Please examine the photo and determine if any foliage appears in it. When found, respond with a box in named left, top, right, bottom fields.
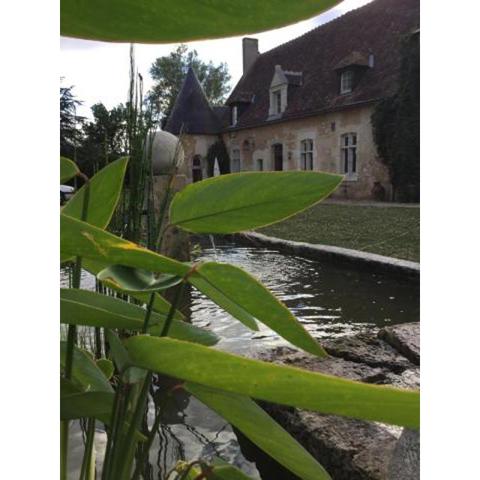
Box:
left=60, top=82, right=84, bottom=159
left=60, top=0, right=342, bottom=43
left=60, top=156, right=419, bottom=479
left=60, top=3, right=419, bottom=478
left=372, top=32, right=420, bottom=202
left=148, top=44, right=231, bottom=121
left=76, top=103, right=128, bottom=177
left=169, top=171, right=343, bottom=234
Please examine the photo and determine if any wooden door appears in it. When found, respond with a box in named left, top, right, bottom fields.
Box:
left=273, top=144, right=283, bottom=171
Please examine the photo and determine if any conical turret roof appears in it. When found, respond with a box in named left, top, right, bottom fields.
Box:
left=165, top=67, right=222, bottom=135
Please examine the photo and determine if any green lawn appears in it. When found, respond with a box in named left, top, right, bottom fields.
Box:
left=259, top=203, right=420, bottom=262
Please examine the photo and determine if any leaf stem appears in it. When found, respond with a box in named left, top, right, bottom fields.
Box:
left=79, top=418, right=96, bottom=480
left=142, top=292, right=156, bottom=334
left=160, top=282, right=185, bottom=337
left=62, top=173, right=90, bottom=480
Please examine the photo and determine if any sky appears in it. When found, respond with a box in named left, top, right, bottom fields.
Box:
left=60, top=0, right=373, bottom=119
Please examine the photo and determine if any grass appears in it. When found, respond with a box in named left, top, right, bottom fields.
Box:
left=259, top=203, right=420, bottom=262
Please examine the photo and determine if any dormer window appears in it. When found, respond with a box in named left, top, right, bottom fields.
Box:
left=340, top=70, right=354, bottom=94
left=231, top=106, right=238, bottom=126
left=273, top=90, right=282, bottom=114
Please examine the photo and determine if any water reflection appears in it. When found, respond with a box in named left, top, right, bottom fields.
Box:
left=190, top=240, right=419, bottom=355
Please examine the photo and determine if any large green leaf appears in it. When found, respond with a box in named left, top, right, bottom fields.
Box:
left=61, top=0, right=341, bottom=43
left=61, top=215, right=322, bottom=354
left=96, top=358, right=114, bottom=380
left=170, top=172, right=342, bottom=234
left=97, top=264, right=183, bottom=292
left=105, top=329, right=147, bottom=384
left=60, top=214, right=189, bottom=276
left=60, top=342, right=113, bottom=393
left=126, top=336, right=420, bottom=429
left=190, top=262, right=326, bottom=357
left=61, top=391, right=114, bottom=424
left=60, top=289, right=219, bottom=346
left=82, top=258, right=185, bottom=321
left=62, top=157, right=128, bottom=229
left=60, top=156, right=79, bottom=183
left=187, top=383, right=331, bottom=480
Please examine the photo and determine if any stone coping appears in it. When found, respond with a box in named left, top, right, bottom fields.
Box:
left=232, top=232, right=420, bottom=280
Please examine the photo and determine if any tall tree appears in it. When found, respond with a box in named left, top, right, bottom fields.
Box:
left=148, top=44, right=231, bottom=122
left=76, top=103, right=128, bottom=177
left=60, top=82, right=84, bottom=158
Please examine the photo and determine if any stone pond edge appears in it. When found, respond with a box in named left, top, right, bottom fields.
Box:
left=231, top=232, right=420, bottom=280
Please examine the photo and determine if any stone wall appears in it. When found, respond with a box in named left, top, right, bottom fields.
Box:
left=179, top=133, right=219, bottom=181
left=178, top=105, right=391, bottom=200
left=221, top=105, right=390, bottom=200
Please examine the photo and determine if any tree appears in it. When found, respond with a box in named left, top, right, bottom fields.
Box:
left=148, top=44, right=231, bottom=122
left=75, top=103, right=128, bottom=177
left=372, top=32, right=420, bottom=202
left=60, top=82, right=84, bottom=158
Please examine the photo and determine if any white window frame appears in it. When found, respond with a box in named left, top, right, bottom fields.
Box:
left=231, top=106, right=238, bottom=126
left=340, top=70, right=354, bottom=94
left=231, top=148, right=241, bottom=173
left=340, top=133, right=358, bottom=180
left=273, top=89, right=282, bottom=114
left=300, top=139, right=314, bottom=170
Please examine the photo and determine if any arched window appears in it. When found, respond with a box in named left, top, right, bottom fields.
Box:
left=300, top=139, right=314, bottom=170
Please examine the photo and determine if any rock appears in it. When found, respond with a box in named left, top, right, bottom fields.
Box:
left=259, top=346, right=387, bottom=383
left=322, top=333, right=414, bottom=373
left=261, top=405, right=398, bottom=480
left=253, top=328, right=420, bottom=480
left=381, top=368, right=420, bottom=390
left=388, top=429, right=420, bottom=480
left=378, top=323, right=420, bottom=365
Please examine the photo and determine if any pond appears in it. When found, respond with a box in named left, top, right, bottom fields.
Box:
left=62, top=238, right=419, bottom=479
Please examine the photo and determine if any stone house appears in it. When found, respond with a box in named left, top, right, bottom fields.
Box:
left=165, top=0, right=419, bottom=200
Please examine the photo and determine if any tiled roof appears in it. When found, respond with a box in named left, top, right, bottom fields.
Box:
left=226, top=0, right=419, bottom=130
left=165, top=67, right=222, bottom=135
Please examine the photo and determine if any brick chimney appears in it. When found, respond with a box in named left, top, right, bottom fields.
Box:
left=242, top=37, right=259, bottom=75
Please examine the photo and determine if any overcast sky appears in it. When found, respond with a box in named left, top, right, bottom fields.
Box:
left=60, top=0, right=373, bottom=119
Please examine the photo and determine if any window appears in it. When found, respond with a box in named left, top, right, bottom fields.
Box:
left=273, top=90, right=282, bottom=114
left=256, top=158, right=264, bottom=171
left=341, top=133, right=357, bottom=177
left=340, top=70, right=354, bottom=94
left=300, top=139, right=314, bottom=170
left=192, top=155, right=202, bottom=182
left=231, top=106, right=238, bottom=126
left=231, top=148, right=241, bottom=172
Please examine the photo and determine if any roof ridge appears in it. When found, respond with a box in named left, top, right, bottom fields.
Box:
left=259, top=0, right=376, bottom=59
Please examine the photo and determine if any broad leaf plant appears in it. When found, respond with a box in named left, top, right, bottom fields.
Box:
left=60, top=2, right=419, bottom=479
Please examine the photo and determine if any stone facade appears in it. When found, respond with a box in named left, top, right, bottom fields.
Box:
left=167, top=0, right=419, bottom=201
left=179, top=104, right=391, bottom=200
left=178, top=133, right=219, bottom=181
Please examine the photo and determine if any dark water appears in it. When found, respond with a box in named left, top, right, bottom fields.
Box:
left=62, top=240, right=419, bottom=478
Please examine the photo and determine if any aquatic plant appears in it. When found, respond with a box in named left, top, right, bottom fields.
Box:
left=60, top=154, right=419, bottom=479
left=60, top=1, right=419, bottom=478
